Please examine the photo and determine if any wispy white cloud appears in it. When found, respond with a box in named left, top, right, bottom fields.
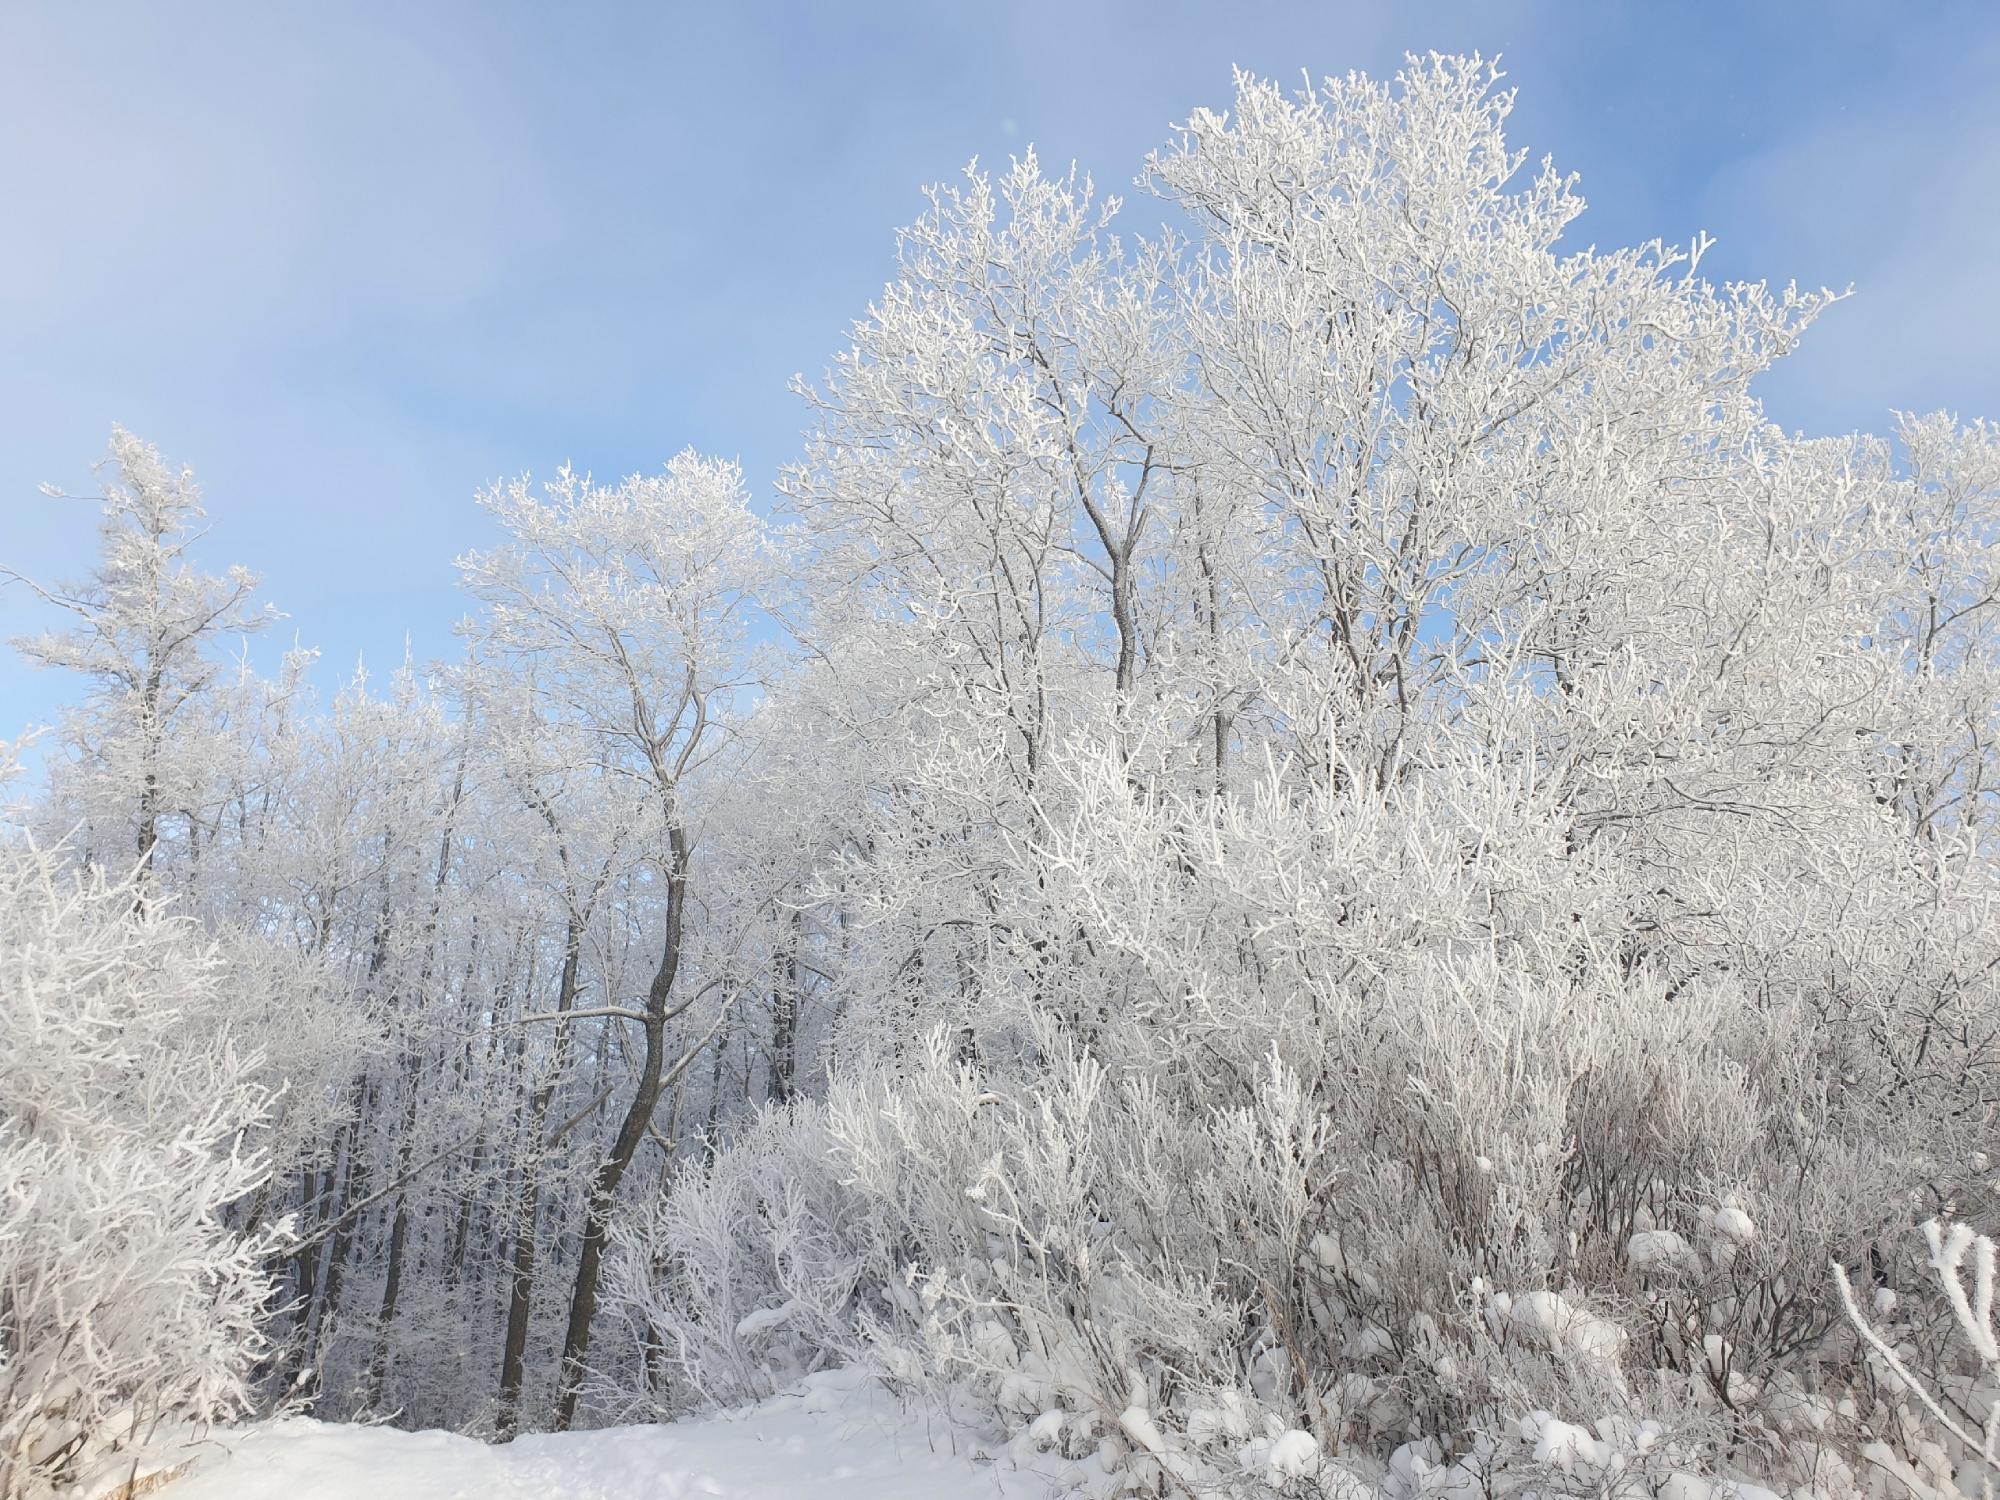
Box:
left=1, top=0, right=1993, bottom=732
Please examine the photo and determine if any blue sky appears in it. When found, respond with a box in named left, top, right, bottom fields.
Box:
left=4, top=1, right=1997, bottom=735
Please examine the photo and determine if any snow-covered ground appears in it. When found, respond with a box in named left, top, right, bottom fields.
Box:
left=162, top=1369, right=1059, bottom=1500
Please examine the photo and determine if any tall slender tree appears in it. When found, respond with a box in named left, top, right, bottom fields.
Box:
left=459, top=453, right=767, bottom=1427
left=5, top=429, right=273, bottom=880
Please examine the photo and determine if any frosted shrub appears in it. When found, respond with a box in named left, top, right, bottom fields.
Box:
left=0, top=843, right=279, bottom=1499
left=1833, top=1221, right=2000, bottom=1500
left=599, top=1102, right=879, bottom=1415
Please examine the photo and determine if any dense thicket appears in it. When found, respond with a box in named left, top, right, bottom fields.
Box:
left=4, top=57, right=1997, bottom=1500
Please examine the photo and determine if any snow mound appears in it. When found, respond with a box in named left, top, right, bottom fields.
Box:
left=1495, top=1288, right=1628, bottom=1367
left=1627, top=1229, right=1698, bottom=1273
left=1266, top=1427, right=1319, bottom=1481
left=1713, top=1198, right=1757, bottom=1246
left=161, top=1368, right=1059, bottom=1500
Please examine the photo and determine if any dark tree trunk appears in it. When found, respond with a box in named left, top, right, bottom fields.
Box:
left=366, top=1058, right=425, bottom=1402
left=363, top=795, right=464, bottom=1405
left=553, top=824, right=695, bottom=1430
left=497, top=913, right=584, bottom=1436
left=135, top=669, right=163, bottom=882
left=447, top=1132, right=485, bottom=1287
left=768, top=914, right=801, bottom=1106
left=307, top=1118, right=361, bottom=1358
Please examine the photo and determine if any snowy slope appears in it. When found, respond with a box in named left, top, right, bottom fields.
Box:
left=163, top=1370, right=1060, bottom=1500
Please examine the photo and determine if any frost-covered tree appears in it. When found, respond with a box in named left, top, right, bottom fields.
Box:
left=0, top=809, right=279, bottom=1499
left=606, top=56, right=2000, bottom=1500
left=459, top=453, right=768, bottom=1427
left=4, top=430, right=273, bottom=882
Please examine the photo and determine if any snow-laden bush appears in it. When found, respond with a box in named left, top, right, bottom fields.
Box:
left=604, top=695, right=1993, bottom=1494
left=1834, top=1221, right=2000, bottom=1500
left=597, top=1101, right=876, bottom=1416
left=0, top=841, right=280, bottom=1499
